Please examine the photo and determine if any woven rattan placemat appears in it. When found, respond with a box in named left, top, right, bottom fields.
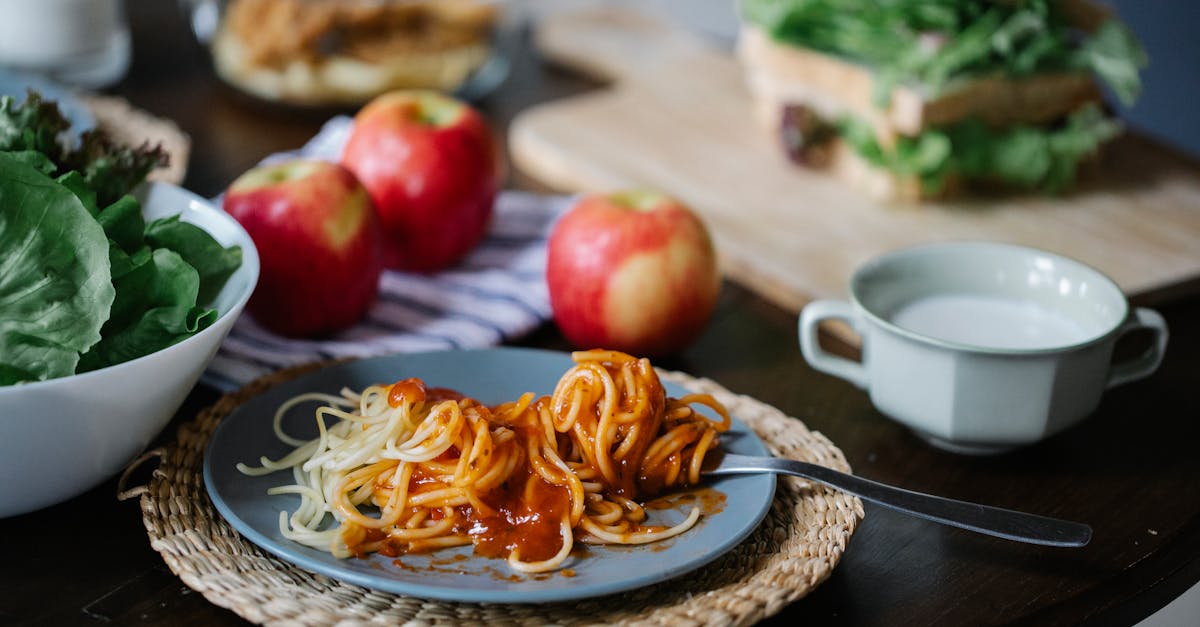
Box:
left=130, top=361, right=863, bottom=626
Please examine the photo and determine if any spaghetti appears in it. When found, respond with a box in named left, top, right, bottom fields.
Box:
left=238, top=349, right=732, bottom=573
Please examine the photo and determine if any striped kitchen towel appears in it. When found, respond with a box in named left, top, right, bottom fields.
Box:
left=203, top=116, right=571, bottom=390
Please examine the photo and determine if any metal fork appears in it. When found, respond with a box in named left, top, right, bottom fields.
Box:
left=704, top=452, right=1092, bottom=547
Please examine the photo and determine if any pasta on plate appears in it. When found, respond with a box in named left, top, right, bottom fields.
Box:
left=238, top=349, right=731, bottom=573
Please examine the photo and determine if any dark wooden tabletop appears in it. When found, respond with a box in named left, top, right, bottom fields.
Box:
left=4, top=2, right=1199, bottom=625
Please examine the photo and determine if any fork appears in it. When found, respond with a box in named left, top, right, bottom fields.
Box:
left=703, top=452, right=1092, bottom=547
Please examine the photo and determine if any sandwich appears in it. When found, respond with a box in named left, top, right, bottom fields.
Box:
left=211, top=0, right=501, bottom=106
left=736, top=0, right=1147, bottom=201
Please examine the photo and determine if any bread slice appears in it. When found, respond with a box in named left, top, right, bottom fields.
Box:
left=738, top=25, right=1101, bottom=139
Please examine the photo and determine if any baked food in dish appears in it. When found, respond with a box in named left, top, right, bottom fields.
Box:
left=737, top=0, right=1147, bottom=201
left=212, top=0, right=501, bottom=106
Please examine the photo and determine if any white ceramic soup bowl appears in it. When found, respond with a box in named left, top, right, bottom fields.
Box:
left=0, top=182, right=259, bottom=517
left=799, top=242, right=1167, bottom=454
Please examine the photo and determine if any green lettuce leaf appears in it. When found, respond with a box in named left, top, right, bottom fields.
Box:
left=0, top=92, right=169, bottom=206
left=77, top=248, right=218, bottom=372
left=0, top=153, right=113, bottom=384
left=0, top=92, right=70, bottom=158
left=96, top=194, right=146, bottom=253
left=740, top=0, right=1145, bottom=105
left=65, top=131, right=170, bottom=208
left=0, top=91, right=241, bottom=385
left=1077, top=19, right=1148, bottom=107
left=145, top=215, right=243, bottom=305
left=3, top=150, right=57, bottom=176
left=838, top=104, right=1121, bottom=194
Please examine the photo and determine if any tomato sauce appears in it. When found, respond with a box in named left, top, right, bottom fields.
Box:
left=427, top=387, right=465, bottom=402
left=468, top=483, right=570, bottom=562
left=387, top=378, right=426, bottom=406
left=347, top=375, right=716, bottom=567
left=467, top=433, right=572, bottom=563
left=387, top=379, right=464, bottom=407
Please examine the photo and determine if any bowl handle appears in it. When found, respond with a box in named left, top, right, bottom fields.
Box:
left=799, top=300, right=868, bottom=390
left=1106, top=307, right=1169, bottom=388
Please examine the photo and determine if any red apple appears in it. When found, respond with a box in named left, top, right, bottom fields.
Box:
left=223, top=160, right=384, bottom=337
left=546, top=190, right=721, bottom=356
left=341, top=90, right=500, bottom=273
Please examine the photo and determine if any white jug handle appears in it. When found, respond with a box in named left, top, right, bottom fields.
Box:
left=799, top=300, right=868, bottom=390
left=1106, top=307, right=1168, bottom=389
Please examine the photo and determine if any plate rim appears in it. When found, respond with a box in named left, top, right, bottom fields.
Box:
left=202, top=347, right=777, bottom=604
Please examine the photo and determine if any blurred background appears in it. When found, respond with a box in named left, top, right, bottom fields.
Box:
left=534, top=0, right=1199, bottom=159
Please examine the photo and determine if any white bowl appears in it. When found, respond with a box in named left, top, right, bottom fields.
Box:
left=0, top=182, right=259, bottom=517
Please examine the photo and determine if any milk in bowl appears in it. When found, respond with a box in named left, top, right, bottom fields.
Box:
left=890, top=294, right=1092, bottom=351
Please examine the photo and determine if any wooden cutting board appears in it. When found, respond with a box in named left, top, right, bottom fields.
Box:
left=510, top=9, right=1200, bottom=313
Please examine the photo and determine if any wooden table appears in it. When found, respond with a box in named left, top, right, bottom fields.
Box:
left=3, top=3, right=1198, bottom=625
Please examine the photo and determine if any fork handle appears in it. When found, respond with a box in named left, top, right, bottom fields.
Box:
left=722, top=454, right=1092, bottom=547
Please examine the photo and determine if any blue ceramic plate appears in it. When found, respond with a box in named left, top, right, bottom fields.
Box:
left=204, top=348, right=776, bottom=604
